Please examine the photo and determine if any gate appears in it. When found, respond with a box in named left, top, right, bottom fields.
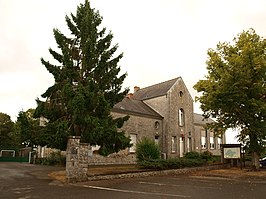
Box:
left=0, top=148, right=32, bottom=163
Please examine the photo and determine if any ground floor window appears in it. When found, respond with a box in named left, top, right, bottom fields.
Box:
left=201, top=136, right=206, bottom=149
left=129, top=134, right=137, bottom=153
left=201, top=130, right=207, bottom=149
left=210, top=136, right=215, bottom=149
left=155, top=135, right=159, bottom=145
left=210, top=132, right=215, bottom=149
left=217, top=138, right=222, bottom=149
left=171, top=136, right=177, bottom=153
left=187, top=137, right=192, bottom=152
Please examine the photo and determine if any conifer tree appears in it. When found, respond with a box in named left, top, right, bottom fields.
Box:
left=35, top=0, right=131, bottom=155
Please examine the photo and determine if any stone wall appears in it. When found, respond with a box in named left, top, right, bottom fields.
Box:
left=66, top=136, right=138, bottom=182
left=66, top=136, right=89, bottom=182
left=88, top=150, right=136, bottom=165
left=86, top=163, right=231, bottom=181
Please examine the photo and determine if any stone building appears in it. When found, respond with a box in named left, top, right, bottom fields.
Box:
left=65, top=77, right=228, bottom=181
left=112, top=77, right=226, bottom=159
left=112, top=77, right=195, bottom=159
left=194, top=113, right=225, bottom=155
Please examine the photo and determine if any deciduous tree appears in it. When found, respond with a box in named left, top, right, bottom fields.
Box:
left=0, top=112, right=15, bottom=148
left=16, top=109, right=40, bottom=148
left=194, top=29, right=266, bottom=169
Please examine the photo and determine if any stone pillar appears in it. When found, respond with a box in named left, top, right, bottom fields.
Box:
left=66, top=136, right=89, bottom=182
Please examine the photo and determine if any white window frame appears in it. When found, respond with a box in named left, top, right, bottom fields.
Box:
left=201, top=136, right=206, bottom=149
left=178, top=109, right=185, bottom=126
left=171, top=136, right=177, bottom=153
left=210, top=136, right=215, bottom=149
left=129, top=134, right=137, bottom=153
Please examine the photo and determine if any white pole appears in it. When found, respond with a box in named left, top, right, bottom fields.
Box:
left=29, top=151, right=32, bottom=163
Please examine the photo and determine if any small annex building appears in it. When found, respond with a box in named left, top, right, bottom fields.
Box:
left=194, top=113, right=225, bottom=156
left=112, top=77, right=210, bottom=159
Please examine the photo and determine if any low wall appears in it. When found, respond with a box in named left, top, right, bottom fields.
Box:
left=86, top=163, right=231, bottom=181
left=88, top=150, right=136, bottom=165
left=66, top=136, right=136, bottom=182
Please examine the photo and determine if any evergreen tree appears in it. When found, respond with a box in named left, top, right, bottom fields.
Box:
left=34, top=0, right=131, bottom=155
left=194, top=29, right=266, bottom=169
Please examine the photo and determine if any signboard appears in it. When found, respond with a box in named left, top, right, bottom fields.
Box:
left=224, top=147, right=241, bottom=159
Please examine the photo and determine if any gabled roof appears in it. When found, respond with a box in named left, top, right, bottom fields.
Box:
left=113, top=97, right=163, bottom=119
left=133, top=77, right=180, bottom=100
left=194, top=113, right=215, bottom=126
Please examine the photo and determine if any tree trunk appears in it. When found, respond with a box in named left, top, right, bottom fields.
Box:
left=252, top=151, right=260, bottom=170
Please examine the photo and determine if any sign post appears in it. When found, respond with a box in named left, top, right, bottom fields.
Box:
left=221, top=144, right=242, bottom=168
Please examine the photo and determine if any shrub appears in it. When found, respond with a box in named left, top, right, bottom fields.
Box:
left=138, top=157, right=206, bottom=170
left=200, top=151, right=213, bottom=161
left=184, top=151, right=201, bottom=159
left=136, top=137, right=161, bottom=162
left=35, top=151, right=66, bottom=166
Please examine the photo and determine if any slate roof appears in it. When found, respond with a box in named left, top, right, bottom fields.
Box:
left=194, top=113, right=215, bottom=125
left=133, top=77, right=180, bottom=100
left=113, top=97, right=163, bottom=119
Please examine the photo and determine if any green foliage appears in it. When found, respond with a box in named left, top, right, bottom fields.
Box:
left=34, top=0, right=131, bottom=155
left=136, top=137, right=161, bottom=162
left=200, top=151, right=213, bottom=161
left=35, top=151, right=66, bottom=166
left=194, top=29, right=266, bottom=168
left=184, top=151, right=201, bottom=159
left=0, top=112, right=16, bottom=148
left=16, top=109, right=41, bottom=147
left=138, top=151, right=220, bottom=170
left=138, top=158, right=206, bottom=170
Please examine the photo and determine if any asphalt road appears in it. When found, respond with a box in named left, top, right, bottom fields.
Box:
left=1, top=162, right=266, bottom=199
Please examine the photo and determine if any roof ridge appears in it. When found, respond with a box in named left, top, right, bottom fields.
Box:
left=137, top=77, right=180, bottom=91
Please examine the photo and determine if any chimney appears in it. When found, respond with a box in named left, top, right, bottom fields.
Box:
left=134, top=86, right=140, bottom=93
left=126, top=93, right=134, bottom=98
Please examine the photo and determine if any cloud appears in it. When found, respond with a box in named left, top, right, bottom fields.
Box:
left=1, top=0, right=266, bottom=121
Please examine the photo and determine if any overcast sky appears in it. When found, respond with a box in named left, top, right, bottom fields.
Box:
left=1, top=0, right=266, bottom=140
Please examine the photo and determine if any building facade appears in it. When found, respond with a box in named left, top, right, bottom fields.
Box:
left=112, top=77, right=198, bottom=159
left=194, top=113, right=225, bottom=156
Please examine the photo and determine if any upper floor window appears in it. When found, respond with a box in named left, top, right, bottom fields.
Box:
left=154, top=121, right=160, bottom=129
left=178, top=108, right=185, bottom=126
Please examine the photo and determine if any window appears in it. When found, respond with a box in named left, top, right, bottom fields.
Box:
left=155, top=135, right=159, bottom=145
left=201, top=137, right=206, bottom=149
left=129, top=134, right=137, bottom=153
left=178, top=109, right=185, bottom=126
left=201, top=130, right=207, bottom=149
left=210, top=137, right=215, bottom=149
left=187, top=137, right=192, bottom=152
left=210, top=132, right=215, bottom=149
left=171, top=136, right=177, bottom=153
left=154, top=121, right=160, bottom=129
left=179, top=91, right=183, bottom=97
left=39, top=116, right=48, bottom=126
left=217, top=138, right=222, bottom=149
